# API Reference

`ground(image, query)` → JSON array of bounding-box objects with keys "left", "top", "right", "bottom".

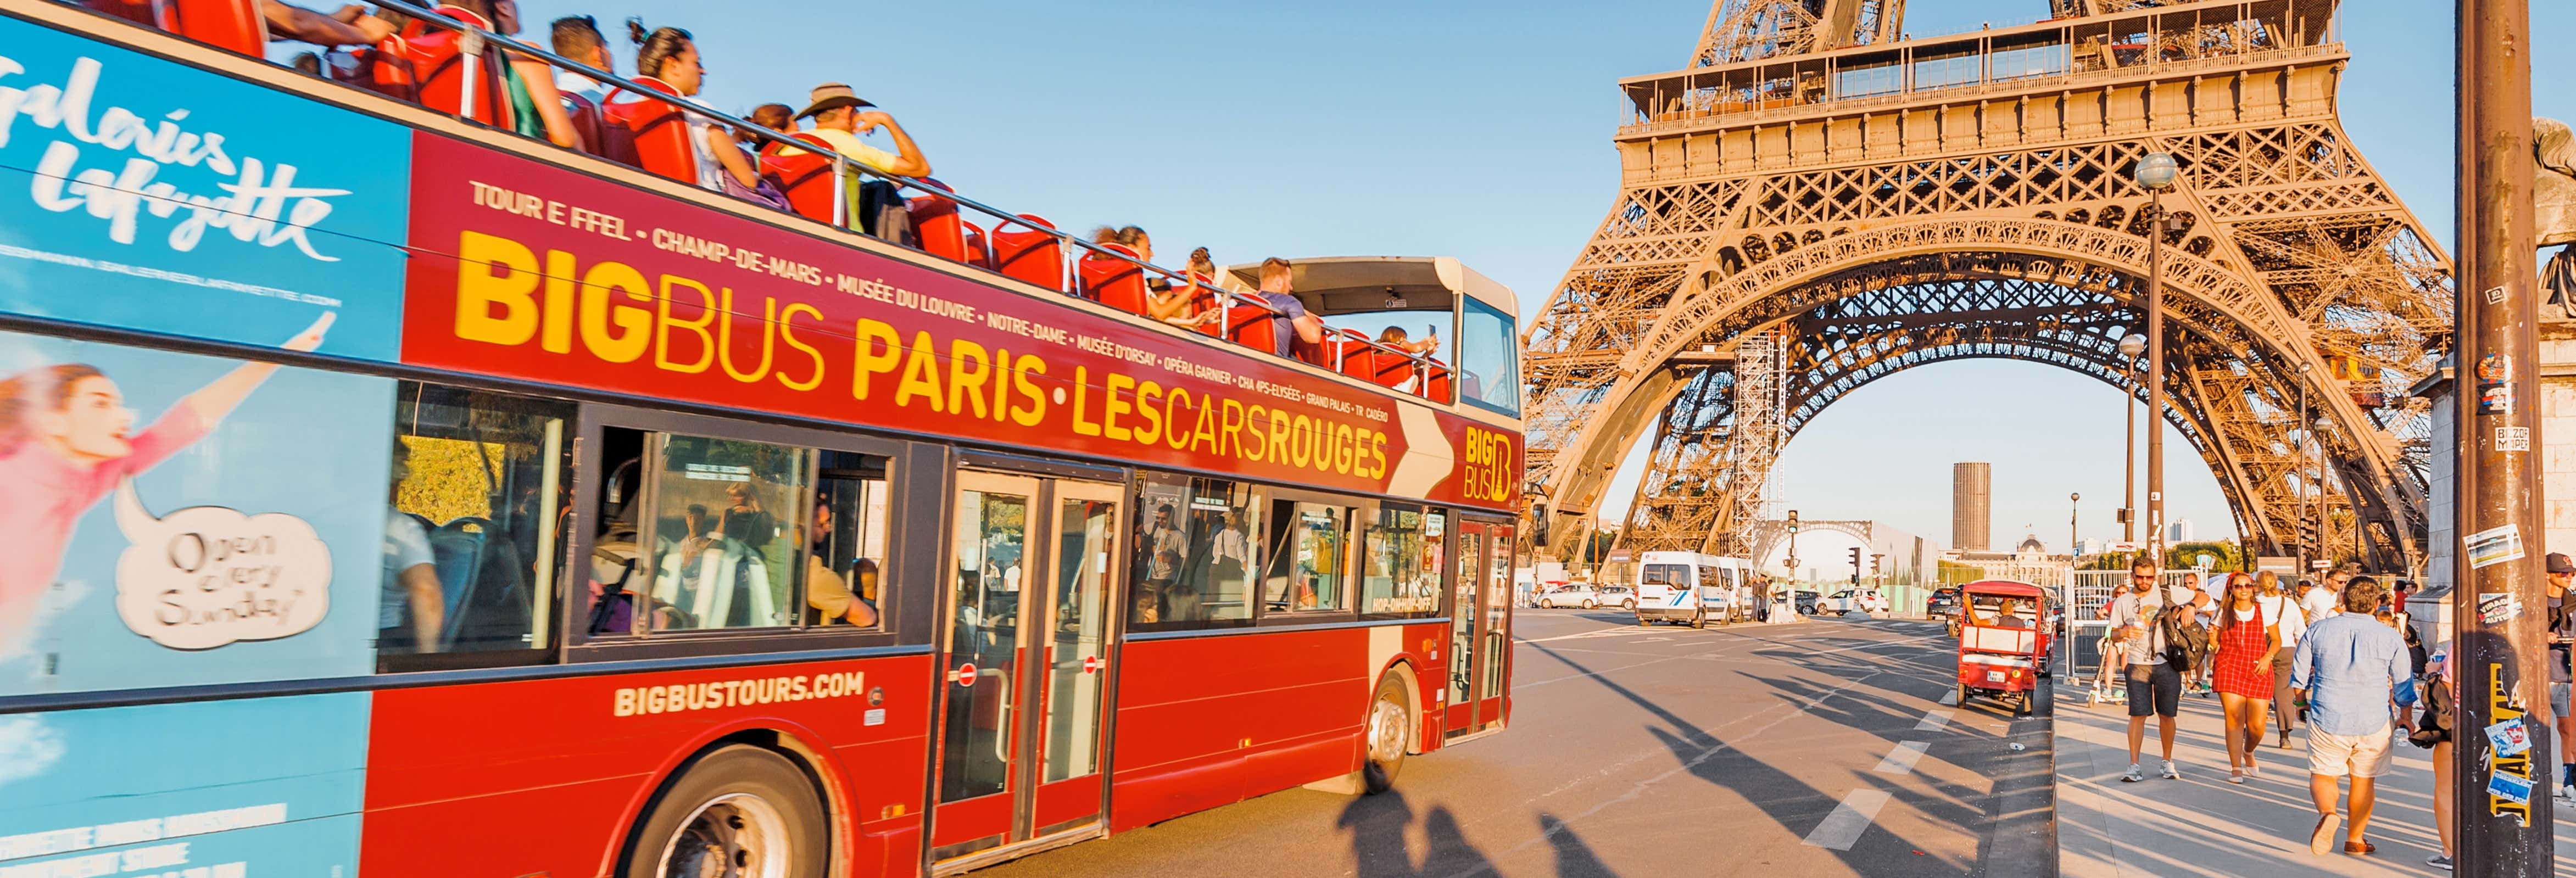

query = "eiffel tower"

[{"left": 1524, "top": 0, "right": 2450, "bottom": 571}]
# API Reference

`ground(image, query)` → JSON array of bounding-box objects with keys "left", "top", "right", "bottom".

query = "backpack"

[{"left": 2160, "top": 592, "right": 2211, "bottom": 673}]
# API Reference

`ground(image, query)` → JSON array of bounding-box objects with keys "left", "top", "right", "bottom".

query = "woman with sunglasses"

[{"left": 2211, "top": 571, "right": 2284, "bottom": 782}]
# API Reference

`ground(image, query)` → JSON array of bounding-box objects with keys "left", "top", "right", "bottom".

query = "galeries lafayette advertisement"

[{"left": 399, "top": 133, "right": 1516, "bottom": 510}]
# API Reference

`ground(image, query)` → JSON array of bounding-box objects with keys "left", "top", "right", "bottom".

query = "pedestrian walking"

[
  {"left": 2210, "top": 572, "right": 2281, "bottom": 783},
  {"left": 2546, "top": 552, "right": 2575, "bottom": 801},
  {"left": 2290, "top": 576, "right": 2410, "bottom": 857},
  {"left": 2106, "top": 558, "right": 2211, "bottom": 781},
  {"left": 2255, "top": 571, "right": 2309, "bottom": 747},
  {"left": 2412, "top": 647, "right": 2457, "bottom": 870}
]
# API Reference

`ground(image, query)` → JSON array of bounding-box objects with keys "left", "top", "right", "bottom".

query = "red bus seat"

[
  {"left": 1330, "top": 339, "right": 1374, "bottom": 378},
  {"left": 1180, "top": 275, "right": 1223, "bottom": 337},
  {"left": 325, "top": 37, "right": 421, "bottom": 103},
  {"left": 560, "top": 90, "right": 640, "bottom": 167},
  {"left": 1362, "top": 351, "right": 1416, "bottom": 389},
  {"left": 610, "top": 77, "right": 698, "bottom": 186},
  {"left": 760, "top": 133, "right": 838, "bottom": 225},
  {"left": 991, "top": 215, "right": 1064, "bottom": 292},
  {"left": 402, "top": 7, "right": 510, "bottom": 127},
  {"left": 908, "top": 180, "right": 968, "bottom": 263},
  {"left": 1227, "top": 304, "right": 1282, "bottom": 356},
  {"left": 962, "top": 221, "right": 991, "bottom": 269},
  {"left": 1078, "top": 244, "right": 1148, "bottom": 315},
  {"left": 88, "top": 0, "right": 266, "bottom": 55}
]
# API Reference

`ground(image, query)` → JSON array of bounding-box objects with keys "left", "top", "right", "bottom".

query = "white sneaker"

[
  {"left": 2555, "top": 785, "right": 2573, "bottom": 803},
  {"left": 2161, "top": 760, "right": 2181, "bottom": 780},
  {"left": 2121, "top": 763, "right": 2145, "bottom": 782}
]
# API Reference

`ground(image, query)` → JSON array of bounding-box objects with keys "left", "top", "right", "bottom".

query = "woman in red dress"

[{"left": 2211, "top": 571, "right": 2283, "bottom": 784}]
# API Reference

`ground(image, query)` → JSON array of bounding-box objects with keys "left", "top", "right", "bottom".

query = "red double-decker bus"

[{"left": 0, "top": 2, "right": 1525, "bottom": 876}]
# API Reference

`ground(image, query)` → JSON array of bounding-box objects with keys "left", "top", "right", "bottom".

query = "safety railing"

[{"left": 80, "top": 0, "right": 1457, "bottom": 402}]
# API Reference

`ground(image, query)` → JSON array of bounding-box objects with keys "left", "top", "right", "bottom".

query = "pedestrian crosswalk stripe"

[
  {"left": 1938, "top": 687, "right": 1960, "bottom": 706},
  {"left": 1874, "top": 740, "right": 1931, "bottom": 774},
  {"left": 1914, "top": 710, "right": 1954, "bottom": 731},
  {"left": 1803, "top": 789, "right": 1893, "bottom": 851}
]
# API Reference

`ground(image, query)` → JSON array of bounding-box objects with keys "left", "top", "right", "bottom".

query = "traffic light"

[{"left": 1847, "top": 547, "right": 1861, "bottom": 568}]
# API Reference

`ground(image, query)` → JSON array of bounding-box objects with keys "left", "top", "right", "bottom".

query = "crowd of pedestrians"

[{"left": 2098, "top": 556, "right": 2457, "bottom": 867}]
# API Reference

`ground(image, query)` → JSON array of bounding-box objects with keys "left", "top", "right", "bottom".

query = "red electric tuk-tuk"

[{"left": 1956, "top": 579, "right": 2053, "bottom": 716}]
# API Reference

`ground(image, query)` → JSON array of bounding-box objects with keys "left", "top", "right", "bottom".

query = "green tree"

[{"left": 2161, "top": 540, "right": 2246, "bottom": 572}]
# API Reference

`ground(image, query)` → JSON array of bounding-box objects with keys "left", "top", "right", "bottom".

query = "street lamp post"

[
  {"left": 2296, "top": 362, "right": 2311, "bottom": 571},
  {"left": 2133, "top": 152, "right": 2179, "bottom": 567},
  {"left": 2119, "top": 334, "right": 2144, "bottom": 546},
  {"left": 2070, "top": 492, "right": 2081, "bottom": 563},
  {"left": 1785, "top": 510, "right": 1801, "bottom": 587}
]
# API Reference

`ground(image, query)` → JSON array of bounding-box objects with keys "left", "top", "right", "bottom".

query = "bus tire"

[
  {"left": 623, "top": 745, "right": 829, "bottom": 878},
  {"left": 1689, "top": 611, "right": 1706, "bottom": 630},
  {"left": 1362, "top": 674, "right": 1412, "bottom": 795}
]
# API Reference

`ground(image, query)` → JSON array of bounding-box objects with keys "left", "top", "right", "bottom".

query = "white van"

[{"left": 1633, "top": 552, "right": 1752, "bottom": 627}]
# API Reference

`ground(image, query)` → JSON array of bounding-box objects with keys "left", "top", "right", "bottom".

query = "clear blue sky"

[{"left": 499, "top": 0, "right": 2572, "bottom": 551}]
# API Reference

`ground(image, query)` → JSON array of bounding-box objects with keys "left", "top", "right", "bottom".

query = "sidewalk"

[{"left": 2053, "top": 683, "right": 2576, "bottom": 877}]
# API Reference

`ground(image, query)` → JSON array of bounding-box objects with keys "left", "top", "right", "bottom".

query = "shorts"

[
  {"left": 2554, "top": 681, "right": 2571, "bottom": 719},
  {"left": 2309, "top": 725, "right": 2396, "bottom": 778},
  {"left": 2125, "top": 662, "right": 2181, "bottom": 718}
]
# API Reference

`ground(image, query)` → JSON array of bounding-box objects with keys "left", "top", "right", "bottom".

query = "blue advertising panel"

[
  {"left": 0, "top": 329, "right": 395, "bottom": 696},
  {"left": 0, "top": 17, "right": 410, "bottom": 362},
  {"left": 0, "top": 693, "right": 369, "bottom": 874}
]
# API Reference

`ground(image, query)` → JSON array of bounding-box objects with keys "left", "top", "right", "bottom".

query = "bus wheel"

[
  {"left": 626, "top": 745, "right": 828, "bottom": 878},
  {"left": 1362, "top": 674, "right": 1412, "bottom": 795},
  {"left": 1689, "top": 611, "right": 1706, "bottom": 630}
]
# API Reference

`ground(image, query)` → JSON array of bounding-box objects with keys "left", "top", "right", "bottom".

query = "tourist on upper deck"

[
  {"left": 550, "top": 15, "right": 614, "bottom": 102},
  {"left": 770, "top": 83, "right": 930, "bottom": 239},
  {"left": 412, "top": 0, "right": 579, "bottom": 149},
  {"left": 1377, "top": 326, "right": 1441, "bottom": 356},
  {"left": 263, "top": 1, "right": 396, "bottom": 48},
  {"left": 628, "top": 20, "right": 779, "bottom": 207},
  {"left": 1254, "top": 258, "right": 1326, "bottom": 359},
  {"left": 741, "top": 103, "right": 796, "bottom": 144}
]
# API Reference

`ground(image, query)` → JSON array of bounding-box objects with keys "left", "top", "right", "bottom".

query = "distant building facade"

[
  {"left": 2166, "top": 519, "right": 2194, "bottom": 544},
  {"left": 1953, "top": 462, "right": 1991, "bottom": 551}
]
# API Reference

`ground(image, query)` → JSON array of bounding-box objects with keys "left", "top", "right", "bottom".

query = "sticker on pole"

[
  {"left": 2489, "top": 769, "right": 2535, "bottom": 805},
  {"left": 2466, "top": 524, "right": 2528, "bottom": 569},
  {"left": 2486, "top": 717, "right": 2535, "bottom": 758},
  {"left": 2479, "top": 591, "right": 2524, "bottom": 625},
  {"left": 2497, "top": 426, "right": 2533, "bottom": 452},
  {"left": 2485, "top": 285, "right": 2509, "bottom": 305}
]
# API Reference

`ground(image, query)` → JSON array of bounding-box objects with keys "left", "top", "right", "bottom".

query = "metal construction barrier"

[{"left": 2059, "top": 569, "right": 2207, "bottom": 683}]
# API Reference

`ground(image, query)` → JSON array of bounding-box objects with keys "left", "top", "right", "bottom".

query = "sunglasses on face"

[{"left": 2230, "top": 583, "right": 2254, "bottom": 589}]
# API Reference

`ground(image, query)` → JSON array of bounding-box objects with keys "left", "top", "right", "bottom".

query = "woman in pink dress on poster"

[{"left": 0, "top": 314, "right": 333, "bottom": 657}]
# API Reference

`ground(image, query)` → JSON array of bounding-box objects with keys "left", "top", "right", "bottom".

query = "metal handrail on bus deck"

[{"left": 356, "top": 0, "right": 1448, "bottom": 401}]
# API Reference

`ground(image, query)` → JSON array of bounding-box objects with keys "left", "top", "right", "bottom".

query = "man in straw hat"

[{"left": 774, "top": 83, "right": 933, "bottom": 240}]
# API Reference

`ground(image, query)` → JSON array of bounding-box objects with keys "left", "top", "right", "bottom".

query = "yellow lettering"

[
  {"left": 1190, "top": 395, "right": 1219, "bottom": 454},
  {"left": 540, "top": 249, "right": 576, "bottom": 353},
  {"left": 895, "top": 331, "right": 945, "bottom": 411},
  {"left": 1242, "top": 405, "right": 1268, "bottom": 463},
  {"left": 1289, "top": 414, "right": 1313, "bottom": 468},
  {"left": 1333, "top": 423, "right": 1355, "bottom": 474},
  {"left": 948, "top": 339, "right": 991, "bottom": 418},
  {"left": 655, "top": 275, "right": 716, "bottom": 373},
  {"left": 1011, "top": 355, "right": 1047, "bottom": 427},
  {"left": 1267, "top": 407, "right": 1291, "bottom": 466},
  {"left": 850, "top": 319, "right": 904, "bottom": 400},
  {"left": 579, "top": 261, "right": 653, "bottom": 363},
  {"left": 1219, "top": 399, "right": 1245, "bottom": 458},
  {"left": 454, "top": 230, "right": 538, "bottom": 345},
  {"left": 1135, "top": 381, "right": 1163, "bottom": 446},
  {"left": 715, "top": 288, "right": 776, "bottom": 384},
  {"left": 1163, "top": 388, "right": 1191, "bottom": 450},
  {"left": 1070, "top": 366, "right": 1101, "bottom": 436},
  {"left": 776, "top": 304, "right": 826, "bottom": 392},
  {"left": 988, "top": 348, "right": 1012, "bottom": 422},
  {"left": 1103, "top": 373, "right": 1135, "bottom": 441}
]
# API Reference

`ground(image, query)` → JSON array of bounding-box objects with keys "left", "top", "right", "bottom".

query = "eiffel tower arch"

[{"left": 1525, "top": 0, "right": 2451, "bottom": 572}]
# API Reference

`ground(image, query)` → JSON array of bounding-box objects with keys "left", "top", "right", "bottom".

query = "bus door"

[
  {"left": 1444, "top": 519, "right": 1516, "bottom": 739},
  {"left": 931, "top": 473, "right": 1122, "bottom": 866}
]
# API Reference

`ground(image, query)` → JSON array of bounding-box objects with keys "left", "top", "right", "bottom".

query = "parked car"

[
  {"left": 1536, "top": 583, "right": 1603, "bottom": 609},
  {"left": 1596, "top": 585, "right": 1637, "bottom": 611},
  {"left": 1819, "top": 589, "right": 1890, "bottom": 617},
  {"left": 1794, "top": 590, "right": 1821, "bottom": 614},
  {"left": 1927, "top": 588, "right": 1962, "bottom": 619}
]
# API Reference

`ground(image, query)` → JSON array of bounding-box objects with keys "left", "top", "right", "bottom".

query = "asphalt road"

[{"left": 972, "top": 611, "right": 2055, "bottom": 878}]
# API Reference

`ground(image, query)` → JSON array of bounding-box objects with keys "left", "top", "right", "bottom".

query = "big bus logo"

[{"left": 1460, "top": 428, "right": 1515, "bottom": 504}]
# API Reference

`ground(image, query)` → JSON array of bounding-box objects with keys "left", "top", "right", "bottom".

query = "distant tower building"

[
  {"left": 2167, "top": 519, "right": 2195, "bottom": 544},
  {"left": 1952, "top": 462, "right": 1991, "bottom": 551}
]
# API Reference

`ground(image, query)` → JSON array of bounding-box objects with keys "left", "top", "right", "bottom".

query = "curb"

[{"left": 1987, "top": 679, "right": 2060, "bottom": 878}]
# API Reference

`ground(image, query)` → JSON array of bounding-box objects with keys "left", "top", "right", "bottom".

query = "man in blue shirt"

[
  {"left": 1252, "top": 258, "right": 1325, "bottom": 358},
  {"left": 2290, "top": 576, "right": 2410, "bottom": 858}
]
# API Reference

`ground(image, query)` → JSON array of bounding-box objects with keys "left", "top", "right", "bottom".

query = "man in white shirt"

[
  {"left": 2299, "top": 571, "right": 2344, "bottom": 624},
  {"left": 2105, "top": 558, "right": 2213, "bottom": 781},
  {"left": 2259, "top": 571, "right": 2309, "bottom": 746}
]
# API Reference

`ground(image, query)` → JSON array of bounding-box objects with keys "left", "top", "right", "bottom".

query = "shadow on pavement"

[{"left": 1337, "top": 792, "right": 1622, "bottom": 877}]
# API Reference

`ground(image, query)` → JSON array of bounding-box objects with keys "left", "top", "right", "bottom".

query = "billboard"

[
  {"left": 402, "top": 133, "right": 1515, "bottom": 510},
  {"left": 0, "top": 694, "right": 369, "bottom": 875},
  {"left": 0, "top": 17, "right": 412, "bottom": 362},
  {"left": 0, "top": 329, "right": 395, "bottom": 695}
]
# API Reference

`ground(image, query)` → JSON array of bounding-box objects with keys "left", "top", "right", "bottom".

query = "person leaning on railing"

[
  {"left": 626, "top": 19, "right": 779, "bottom": 208},
  {"left": 1252, "top": 258, "right": 1325, "bottom": 359}
]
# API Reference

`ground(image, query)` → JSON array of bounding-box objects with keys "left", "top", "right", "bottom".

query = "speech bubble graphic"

[{"left": 111, "top": 479, "right": 332, "bottom": 650}]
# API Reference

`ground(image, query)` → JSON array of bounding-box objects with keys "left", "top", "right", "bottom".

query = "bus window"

[
  {"left": 1700, "top": 566, "right": 1726, "bottom": 591},
  {"left": 805, "top": 451, "right": 891, "bottom": 628},
  {"left": 1363, "top": 506, "right": 1440, "bottom": 616},
  {"left": 383, "top": 383, "right": 573, "bottom": 664},
  {"left": 1642, "top": 563, "right": 1689, "bottom": 586},
  {"left": 1265, "top": 500, "right": 1351, "bottom": 613},
  {"left": 640, "top": 434, "right": 810, "bottom": 631},
  {"left": 1130, "top": 474, "right": 1260, "bottom": 628},
  {"left": 1457, "top": 297, "right": 1520, "bottom": 416}
]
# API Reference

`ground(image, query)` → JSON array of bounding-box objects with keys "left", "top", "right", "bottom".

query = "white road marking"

[
  {"left": 1873, "top": 740, "right": 1931, "bottom": 774},
  {"left": 1915, "top": 709, "right": 1955, "bottom": 731},
  {"left": 1938, "top": 687, "right": 1961, "bottom": 706},
  {"left": 1803, "top": 788, "right": 1893, "bottom": 850}
]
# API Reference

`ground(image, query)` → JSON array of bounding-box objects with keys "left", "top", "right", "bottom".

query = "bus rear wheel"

[
  {"left": 625, "top": 745, "right": 828, "bottom": 878},
  {"left": 1362, "top": 674, "right": 1412, "bottom": 795}
]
